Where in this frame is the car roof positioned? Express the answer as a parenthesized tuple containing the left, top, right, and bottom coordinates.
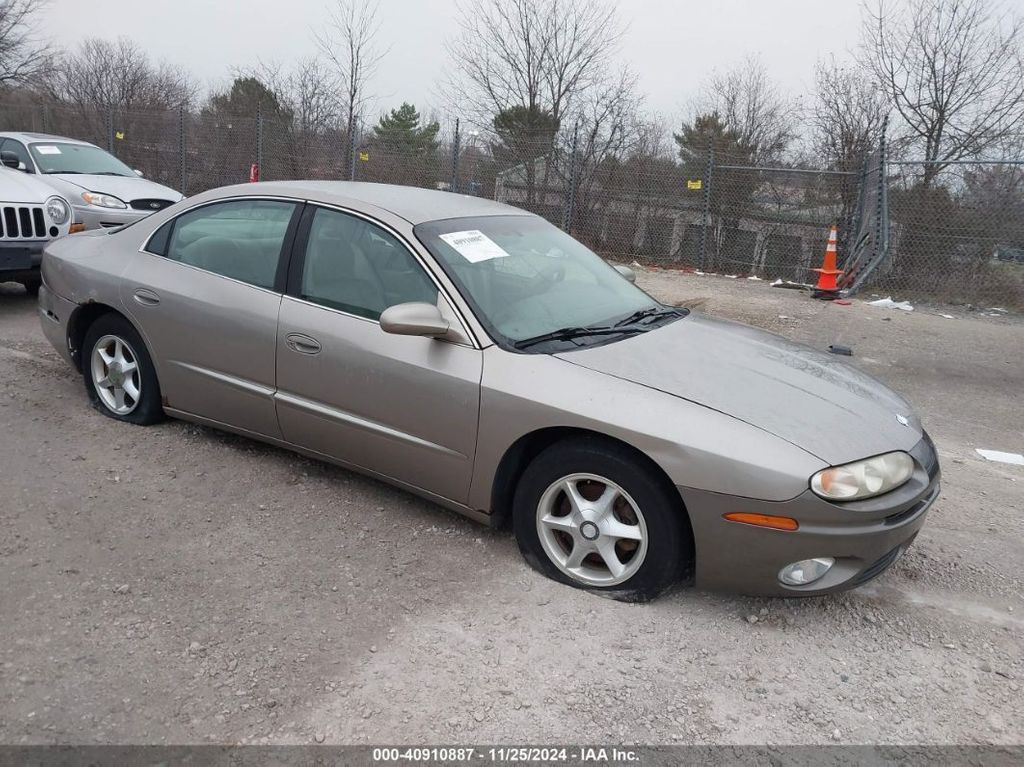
(0, 131, 94, 147)
(207, 180, 533, 225)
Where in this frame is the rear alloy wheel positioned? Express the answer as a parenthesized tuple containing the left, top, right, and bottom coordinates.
(83, 314, 164, 425)
(513, 438, 691, 601)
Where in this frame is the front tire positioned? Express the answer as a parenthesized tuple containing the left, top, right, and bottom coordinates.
(83, 314, 164, 425)
(512, 438, 692, 602)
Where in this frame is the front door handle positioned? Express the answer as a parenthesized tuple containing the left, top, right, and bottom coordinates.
(285, 333, 322, 355)
(133, 288, 160, 306)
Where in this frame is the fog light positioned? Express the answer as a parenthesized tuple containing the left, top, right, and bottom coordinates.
(779, 557, 835, 586)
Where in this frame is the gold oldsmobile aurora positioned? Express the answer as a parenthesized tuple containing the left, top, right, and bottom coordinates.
(38, 182, 940, 601)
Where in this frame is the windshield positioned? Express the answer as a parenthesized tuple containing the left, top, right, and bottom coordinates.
(29, 142, 136, 177)
(415, 215, 680, 350)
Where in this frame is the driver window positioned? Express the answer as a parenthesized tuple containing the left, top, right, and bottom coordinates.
(300, 207, 437, 320)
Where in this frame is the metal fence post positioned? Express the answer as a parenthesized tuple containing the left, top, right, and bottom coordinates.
(256, 105, 264, 181)
(348, 117, 357, 181)
(106, 109, 115, 154)
(40, 105, 47, 134)
(846, 117, 891, 296)
(450, 118, 461, 193)
(178, 105, 186, 194)
(698, 145, 715, 270)
(561, 122, 580, 233)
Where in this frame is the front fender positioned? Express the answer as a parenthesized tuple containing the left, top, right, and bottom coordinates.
(469, 348, 826, 513)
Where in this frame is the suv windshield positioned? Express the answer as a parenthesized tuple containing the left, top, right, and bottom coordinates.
(29, 142, 136, 177)
(415, 215, 684, 351)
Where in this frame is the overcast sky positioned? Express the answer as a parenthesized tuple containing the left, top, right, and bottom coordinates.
(42, 0, 868, 123)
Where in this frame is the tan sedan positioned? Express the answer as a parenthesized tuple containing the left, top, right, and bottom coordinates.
(37, 182, 940, 600)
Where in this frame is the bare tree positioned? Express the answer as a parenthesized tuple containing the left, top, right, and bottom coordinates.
(0, 0, 53, 86)
(246, 58, 341, 133)
(696, 55, 796, 163)
(862, 0, 1024, 186)
(46, 37, 195, 112)
(446, 0, 623, 128)
(811, 56, 888, 172)
(315, 0, 385, 167)
(810, 57, 889, 259)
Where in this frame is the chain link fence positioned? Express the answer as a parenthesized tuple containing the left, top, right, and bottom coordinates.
(1, 100, 1021, 309)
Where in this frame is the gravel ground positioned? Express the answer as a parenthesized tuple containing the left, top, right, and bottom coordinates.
(0, 271, 1021, 747)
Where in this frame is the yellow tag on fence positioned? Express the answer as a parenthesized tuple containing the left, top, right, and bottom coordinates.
(359, 151, 369, 162)
(687, 179, 702, 190)
(115, 131, 125, 140)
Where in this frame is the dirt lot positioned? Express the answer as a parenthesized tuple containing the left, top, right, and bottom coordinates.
(1, 271, 1022, 747)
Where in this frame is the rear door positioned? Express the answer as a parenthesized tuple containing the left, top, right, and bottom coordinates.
(274, 205, 482, 504)
(121, 197, 301, 438)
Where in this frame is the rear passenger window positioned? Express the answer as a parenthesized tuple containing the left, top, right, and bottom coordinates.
(164, 200, 295, 289)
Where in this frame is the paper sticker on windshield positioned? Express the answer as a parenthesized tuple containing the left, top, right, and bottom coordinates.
(35, 145, 62, 155)
(439, 230, 509, 263)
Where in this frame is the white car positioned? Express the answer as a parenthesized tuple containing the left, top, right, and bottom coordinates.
(0, 132, 183, 231)
(0, 165, 71, 294)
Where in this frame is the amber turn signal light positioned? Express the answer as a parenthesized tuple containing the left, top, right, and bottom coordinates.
(723, 512, 799, 531)
(69, 223, 85, 234)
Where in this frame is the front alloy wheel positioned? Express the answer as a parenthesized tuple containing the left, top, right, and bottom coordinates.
(536, 474, 648, 586)
(513, 438, 692, 601)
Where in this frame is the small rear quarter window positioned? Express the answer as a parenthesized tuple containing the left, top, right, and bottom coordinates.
(146, 221, 173, 255)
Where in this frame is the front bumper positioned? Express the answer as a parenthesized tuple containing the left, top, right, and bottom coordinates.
(680, 435, 941, 596)
(73, 205, 154, 231)
(0, 239, 46, 279)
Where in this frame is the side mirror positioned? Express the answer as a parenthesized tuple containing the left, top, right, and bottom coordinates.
(0, 151, 21, 170)
(134, 169, 144, 177)
(379, 302, 450, 337)
(614, 264, 636, 283)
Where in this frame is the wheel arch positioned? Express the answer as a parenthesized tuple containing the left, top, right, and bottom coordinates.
(489, 426, 693, 543)
(68, 302, 138, 372)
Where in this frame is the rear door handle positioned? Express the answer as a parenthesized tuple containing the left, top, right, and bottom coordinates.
(133, 288, 160, 306)
(285, 333, 322, 355)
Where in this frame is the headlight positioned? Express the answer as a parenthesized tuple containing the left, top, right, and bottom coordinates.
(81, 191, 127, 209)
(810, 451, 914, 501)
(45, 196, 70, 224)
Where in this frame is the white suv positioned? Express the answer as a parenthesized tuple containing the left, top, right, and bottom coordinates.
(0, 164, 71, 294)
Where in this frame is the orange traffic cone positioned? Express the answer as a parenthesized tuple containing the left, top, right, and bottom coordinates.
(811, 224, 843, 299)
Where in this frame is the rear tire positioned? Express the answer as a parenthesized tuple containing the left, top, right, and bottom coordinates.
(512, 437, 692, 602)
(82, 314, 164, 425)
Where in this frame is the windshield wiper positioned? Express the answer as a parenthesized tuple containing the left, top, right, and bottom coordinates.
(91, 171, 129, 176)
(612, 305, 685, 328)
(514, 325, 642, 350)
(44, 170, 81, 174)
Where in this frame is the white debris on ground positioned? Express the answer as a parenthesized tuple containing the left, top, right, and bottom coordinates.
(747, 275, 762, 281)
(868, 297, 915, 312)
(976, 449, 1024, 466)
(939, 313, 955, 319)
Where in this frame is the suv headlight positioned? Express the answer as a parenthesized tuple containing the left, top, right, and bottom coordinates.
(810, 451, 914, 501)
(81, 191, 127, 209)
(45, 196, 70, 224)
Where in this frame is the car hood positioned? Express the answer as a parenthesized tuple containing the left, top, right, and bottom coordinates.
(45, 174, 182, 204)
(0, 167, 63, 203)
(554, 314, 923, 465)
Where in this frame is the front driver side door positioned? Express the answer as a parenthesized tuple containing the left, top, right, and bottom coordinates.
(275, 205, 482, 504)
